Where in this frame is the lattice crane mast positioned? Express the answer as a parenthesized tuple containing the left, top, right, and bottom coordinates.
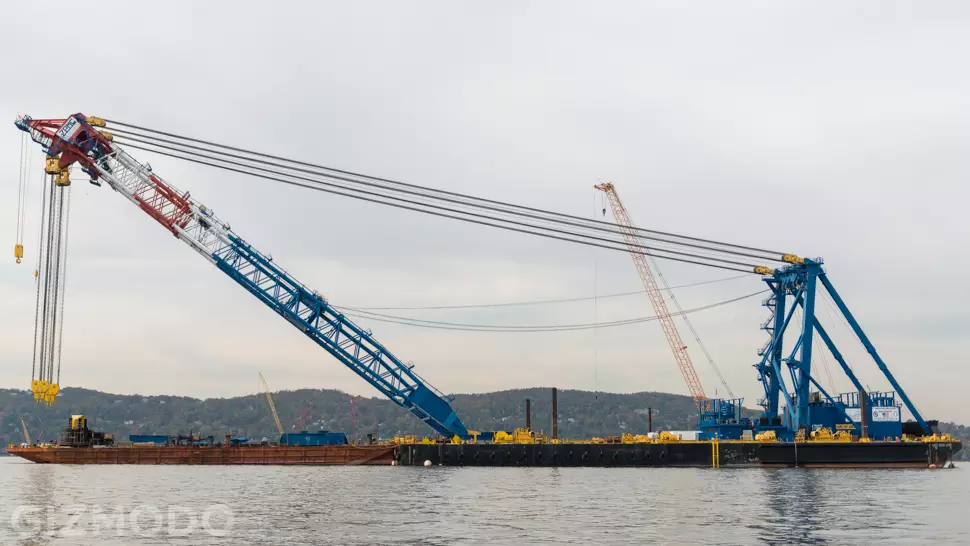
(292, 400, 313, 432)
(20, 418, 32, 445)
(15, 113, 472, 439)
(595, 183, 707, 406)
(258, 372, 285, 437)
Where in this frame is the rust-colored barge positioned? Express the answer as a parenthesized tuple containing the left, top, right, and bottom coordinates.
(6, 445, 395, 465)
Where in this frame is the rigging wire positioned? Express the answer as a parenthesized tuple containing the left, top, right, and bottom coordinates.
(333, 289, 768, 332)
(116, 140, 758, 273)
(593, 189, 600, 396)
(815, 290, 926, 417)
(113, 135, 767, 270)
(793, 305, 836, 395)
(105, 119, 789, 259)
(819, 290, 874, 384)
(813, 329, 837, 395)
(38, 176, 57, 383)
(648, 251, 735, 398)
(112, 130, 781, 264)
(15, 132, 33, 262)
(347, 274, 750, 311)
(29, 175, 51, 384)
(15, 133, 25, 249)
(55, 185, 72, 385)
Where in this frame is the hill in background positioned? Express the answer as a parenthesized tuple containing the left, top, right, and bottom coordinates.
(2, 387, 965, 460)
(0, 387, 702, 444)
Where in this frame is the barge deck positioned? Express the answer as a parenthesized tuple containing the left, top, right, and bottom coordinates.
(7, 439, 960, 468)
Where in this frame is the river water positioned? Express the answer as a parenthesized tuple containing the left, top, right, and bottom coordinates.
(0, 457, 966, 545)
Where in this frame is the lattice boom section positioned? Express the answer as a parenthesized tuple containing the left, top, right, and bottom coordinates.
(209, 236, 461, 436)
(103, 151, 194, 235)
(603, 189, 707, 403)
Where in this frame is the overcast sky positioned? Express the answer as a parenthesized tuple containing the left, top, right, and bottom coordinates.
(1, 2, 968, 423)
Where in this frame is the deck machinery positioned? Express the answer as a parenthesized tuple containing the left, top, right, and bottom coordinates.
(13, 113, 937, 445)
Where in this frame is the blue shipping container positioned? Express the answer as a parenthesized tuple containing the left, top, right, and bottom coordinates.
(129, 435, 170, 444)
(280, 431, 348, 446)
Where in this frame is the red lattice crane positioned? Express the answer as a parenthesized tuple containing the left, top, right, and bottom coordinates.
(595, 183, 707, 406)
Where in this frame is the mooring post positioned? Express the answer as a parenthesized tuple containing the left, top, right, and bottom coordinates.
(551, 388, 558, 440)
(525, 398, 532, 430)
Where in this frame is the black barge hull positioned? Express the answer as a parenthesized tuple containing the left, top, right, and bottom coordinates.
(397, 441, 962, 468)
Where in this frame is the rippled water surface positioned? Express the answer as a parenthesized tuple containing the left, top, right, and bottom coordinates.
(0, 456, 967, 545)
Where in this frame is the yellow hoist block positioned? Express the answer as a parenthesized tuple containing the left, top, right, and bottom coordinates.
(54, 170, 71, 187)
(44, 383, 60, 406)
(44, 154, 61, 175)
(86, 116, 106, 127)
(30, 380, 60, 406)
(30, 379, 46, 401)
(14, 244, 23, 264)
(753, 266, 774, 276)
(98, 130, 114, 141)
(782, 254, 805, 265)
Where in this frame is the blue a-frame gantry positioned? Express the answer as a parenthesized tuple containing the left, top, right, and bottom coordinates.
(754, 257, 930, 437)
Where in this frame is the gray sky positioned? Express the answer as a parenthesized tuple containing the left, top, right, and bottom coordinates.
(1, 2, 968, 423)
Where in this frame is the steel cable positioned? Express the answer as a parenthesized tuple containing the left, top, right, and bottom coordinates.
(333, 289, 767, 332)
(115, 140, 758, 273)
(106, 119, 789, 259)
(114, 135, 764, 268)
(111, 128, 782, 264)
(345, 274, 750, 311)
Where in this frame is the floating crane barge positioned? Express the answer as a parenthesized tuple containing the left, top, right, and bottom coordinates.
(9, 432, 961, 469)
(7, 113, 962, 469)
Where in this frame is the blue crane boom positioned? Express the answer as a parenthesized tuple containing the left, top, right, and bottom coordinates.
(16, 113, 470, 438)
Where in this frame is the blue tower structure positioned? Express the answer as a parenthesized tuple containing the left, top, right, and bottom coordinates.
(747, 257, 928, 440)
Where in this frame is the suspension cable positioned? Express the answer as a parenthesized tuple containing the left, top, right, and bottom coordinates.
(117, 140, 760, 273)
(55, 185, 72, 385)
(105, 119, 790, 260)
(113, 135, 768, 268)
(111, 128, 783, 264)
(347, 274, 750, 311)
(648, 253, 735, 398)
(334, 289, 768, 332)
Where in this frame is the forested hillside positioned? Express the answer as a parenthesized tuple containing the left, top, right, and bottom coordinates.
(0, 387, 705, 445)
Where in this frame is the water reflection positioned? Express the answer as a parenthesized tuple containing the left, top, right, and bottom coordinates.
(0, 460, 964, 545)
(755, 469, 827, 544)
